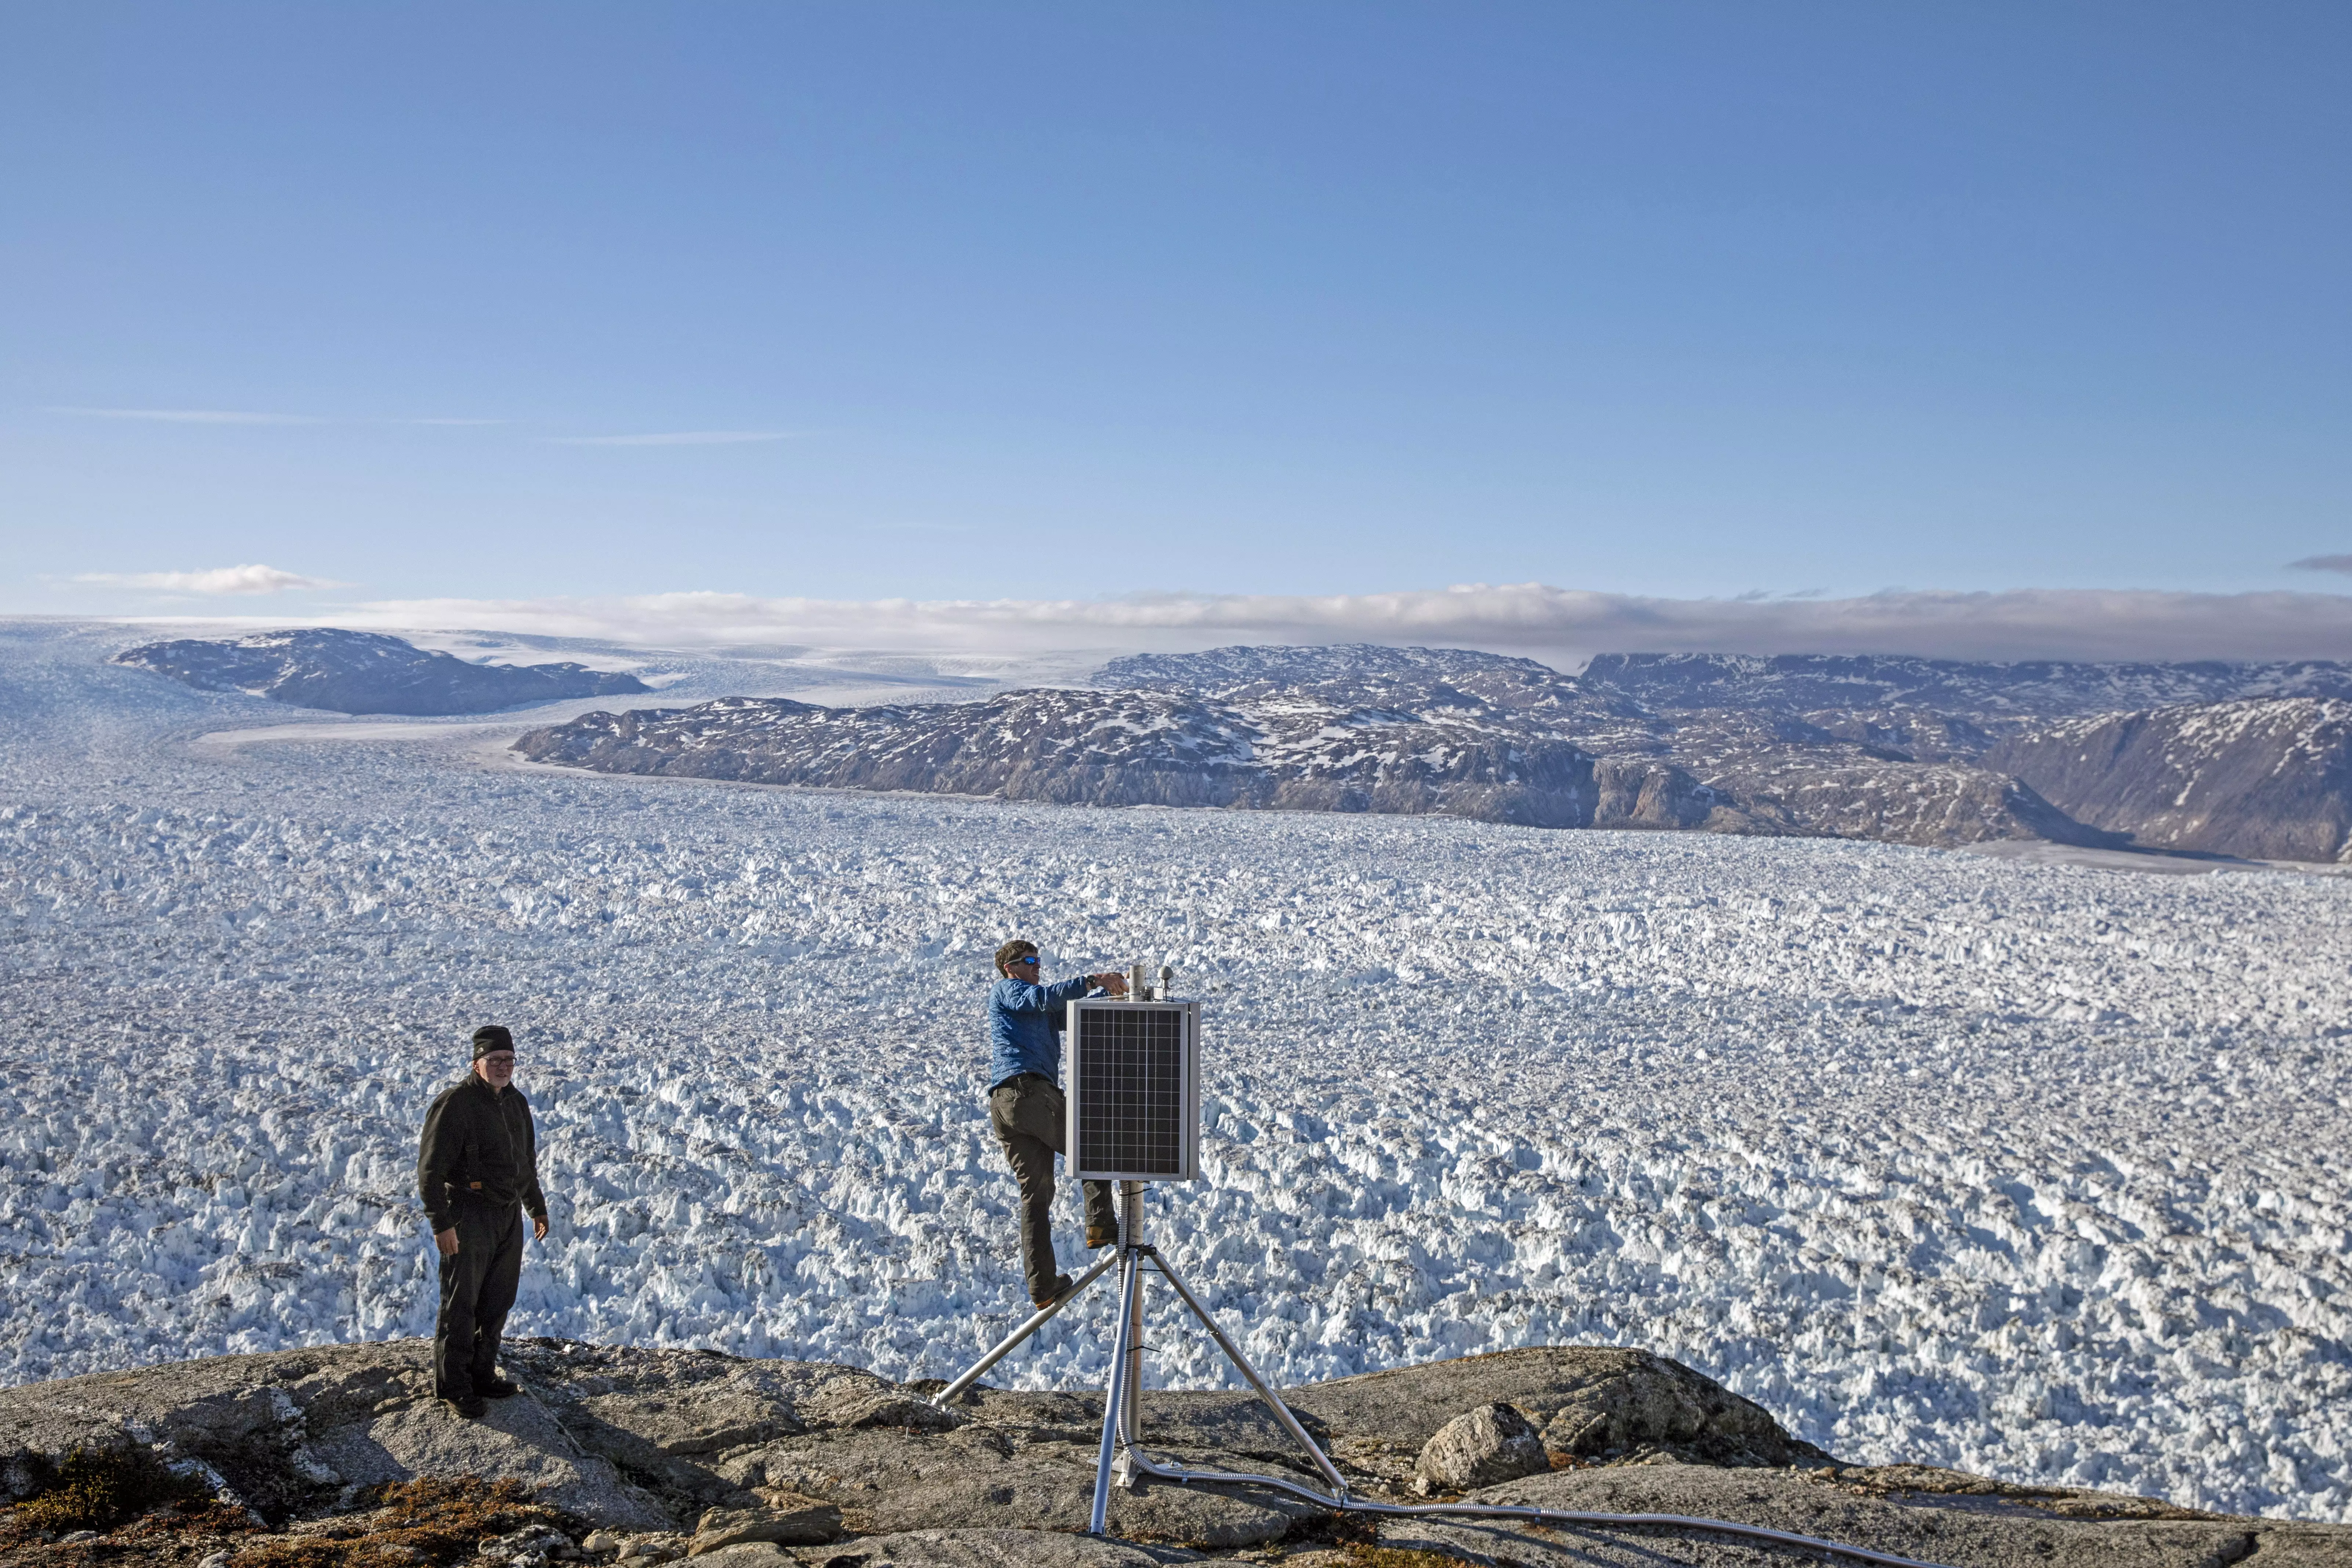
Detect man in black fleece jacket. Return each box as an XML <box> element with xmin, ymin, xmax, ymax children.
<box><xmin>416</xmin><ymin>1024</ymin><xmax>550</xmax><ymax>1416</ymax></box>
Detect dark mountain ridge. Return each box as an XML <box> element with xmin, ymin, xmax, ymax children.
<box><xmin>517</xmin><ymin>644</ymin><xmax>2140</xmax><ymax>850</ymax></box>
<box><xmin>112</xmin><ymin>628</ymin><xmax>651</xmax><ymax>716</ymax></box>
<box><xmin>1578</xmin><ymin>651</ymin><xmax>2352</xmax><ymax>717</ymax></box>
<box><xmin>1986</xmin><ymin>698</ymin><xmax>2352</xmax><ymax>862</ymax></box>
<box><xmin>514</xmin><ymin>684</ymin><xmax>1618</xmax><ymax>829</ymax></box>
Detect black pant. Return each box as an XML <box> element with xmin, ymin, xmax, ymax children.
<box><xmin>434</xmin><ymin>1202</ymin><xmax>523</xmax><ymax>1398</ymax></box>
<box><xmin>989</xmin><ymin>1075</ymin><xmax>1116</xmax><ymax>1303</ymax></box>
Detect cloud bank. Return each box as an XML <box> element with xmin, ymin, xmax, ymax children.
<box><xmin>2288</xmin><ymin>554</ymin><xmax>2352</xmax><ymax>576</ymax></box>
<box><xmin>77</xmin><ymin>564</ymin><xmax>350</xmax><ymax>596</ymax></box>
<box><xmin>326</xmin><ymin>582</ymin><xmax>2352</xmax><ymax>665</ymax></box>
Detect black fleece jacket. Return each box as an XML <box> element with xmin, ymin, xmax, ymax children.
<box><xmin>416</xmin><ymin>1072</ymin><xmax>549</xmax><ymax>1232</ymax></box>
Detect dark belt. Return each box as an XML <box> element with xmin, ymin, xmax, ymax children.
<box><xmin>446</xmin><ymin>1182</ymin><xmax>515</xmax><ymax>1206</ymax></box>
<box><xmin>992</xmin><ymin>1072</ymin><xmax>1054</xmax><ymax>1093</ymax></box>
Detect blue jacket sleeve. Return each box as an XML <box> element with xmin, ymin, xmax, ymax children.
<box><xmin>996</xmin><ymin>975</ymin><xmax>1093</xmax><ymax>1028</ymax></box>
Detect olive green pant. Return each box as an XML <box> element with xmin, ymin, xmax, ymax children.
<box><xmin>989</xmin><ymin>1073</ymin><xmax>1116</xmax><ymax>1303</ymax></box>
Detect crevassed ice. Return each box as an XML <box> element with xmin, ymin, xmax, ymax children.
<box><xmin>1</xmin><ymin>624</ymin><xmax>2348</xmax><ymax>1522</ymax></box>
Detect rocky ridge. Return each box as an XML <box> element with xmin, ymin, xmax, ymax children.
<box><xmin>1574</xmin><ymin>652</ymin><xmax>2352</xmax><ymax>717</ymax></box>
<box><xmin>517</xmin><ymin>644</ymin><xmax>2352</xmax><ymax>858</ymax></box>
<box><xmin>3</xmin><ymin>1340</ymin><xmax>2343</xmax><ymax>1568</ymax></box>
<box><xmin>112</xmin><ymin>631</ymin><xmax>650</xmax><ymax>717</ymax></box>
<box><xmin>516</xmin><ymin>647</ymin><xmax>2131</xmax><ymax>849</ymax></box>
<box><xmin>1985</xmin><ymin>698</ymin><xmax>2352</xmax><ymax>862</ymax></box>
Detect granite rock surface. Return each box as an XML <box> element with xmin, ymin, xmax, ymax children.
<box><xmin>6</xmin><ymin>1339</ymin><xmax>2344</xmax><ymax>1567</ymax></box>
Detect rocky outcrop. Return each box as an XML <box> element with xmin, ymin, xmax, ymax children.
<box><xmin>513</xmin><ymin>687</ymin><xmax>1605</xmax><ymax>830</ymax></box>
<box><xmin>1986</xmin><ymin>698</ymin><xmax>2352</xmax><ymax>862</ymax></box>
<box><xmin>515</xmin><ymin>647</ymin><xmax>2117</xmax><ymax>849</ymax></box>
<box><xmin>1578</xmin><ymin>652</ymin><xmax>2352</xmax><ymax>717</ymax></box>
<box><xmin>111</xmin><ymin>630</ymin><xmax>649</xmax><ymax>716</ymax></box>
<box><xmin>6</xmin><ymin>1339</ymin><xmax>2343</xmax><ymax>1566</ymax></box>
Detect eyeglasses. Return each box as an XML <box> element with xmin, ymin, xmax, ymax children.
<box><xmin>481</xmin><ymin>1053</ymin><xmax>517</xmax><ymax>1066</ymax></box>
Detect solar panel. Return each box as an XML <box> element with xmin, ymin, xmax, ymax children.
<box><xmin>1066</xmin><ymin>999</ymin><xmax>1199</xmax><ymax>1181</ymax></box>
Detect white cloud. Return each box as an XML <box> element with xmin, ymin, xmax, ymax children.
<box><xmin>76</xmin><ymin>564</ymin><xmax>351</xmax><ymax>596</ymax></box>
<box><xmin>330</xmin><ymin>582</ymin><xmax>2352</xmax><ymax>665</ymax></box>
<box><xmin>46</xmin><ymin>406</ymin><xmax>326</xmax><ymax>425</ymax></box>
<box><xmin>544</xmin><ymin>430</ymin><xmax>802</xmax><ymax>446</ymax></box>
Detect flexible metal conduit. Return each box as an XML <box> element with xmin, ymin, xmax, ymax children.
<box><xmin>1132</xmin><ymin>1250</ymin><xmax>1955</xmax><ymax>1568</ymax></box>
<box><xmin>1119</xmin><ymin>1448</ymin><xmax>1957</xmax><ymax>1568</ymax></box>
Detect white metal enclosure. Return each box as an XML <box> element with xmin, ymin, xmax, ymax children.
<box><xmin>1064</xmin><ymin>998</ymin><xmax>1200</xmax><ymax>1182</ymax></box>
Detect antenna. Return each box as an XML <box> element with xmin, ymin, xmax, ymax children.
<box><xmin>931</xmin><ymin>976</ymin><xmax>1349</xmax><ymax>1533</ymax></box>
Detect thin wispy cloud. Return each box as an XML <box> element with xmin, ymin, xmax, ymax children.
<box><xmin>47</xmin><ymin>406</ymin><xmax>326</xmax><ymax>426</ymax></box>
<box><xmin>330</xmin><ymin>582</ymin><xmax>2352</xmax><ymax>665</ymax></box>
<box><xmin>544</xmin><ymin>430</ymin><xmax>802</xmax><ymax>446</ymax></box>
<box><xmin>75</xmin><ymin>564</ymin><xmax>350</xmax><ymax>595</ymax></box>
<box><xmin>2288</xmin><ymin>554</ymin><xmax>2352</xmax><ymax>576</ymax></box>
<box><xmin>45</xmin><ymin>408</ymin><xmax>789</xmax><ymax>439</ymax></box>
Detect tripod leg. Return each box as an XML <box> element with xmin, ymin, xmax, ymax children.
<box><xmin>1148</xmin><ymin>1251</ymin><xmax>1350</xmax><ymax>1498</ymax></box>
<box><xmin>930</xmin><ymin>1250</ymin><xmax>1120</xmax><ymax>1409</ymax></box>
<box><xmin>1122</xmin><ymin>1193</ymin><xmax>1144</xmax><ymax>1447</ymax></box>
<box><xmin>1089</xmin><ymin>1252</ymin><xmax>1142</xmax><ymax>1535</ymax></box>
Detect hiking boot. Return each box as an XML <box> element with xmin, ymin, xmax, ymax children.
<box><xmin>1086</xmin><ymin>1225</ymin><xmax>1118</xmax><ymax>1250</ymax></box>
<box><xmin>444</xmin><ymin>1394</ymin><xmax>489</xmax><ymax>1420</ymax></box>
<box><xmin>477</xmin><ymin>1378</ymin><xmax>522</xmax><ymax>1399</ymax></box>
<box><xmin>1030</xmin><ymin>1274</ymin><xmax>1075</xmax><ymax>1311</ymax></box>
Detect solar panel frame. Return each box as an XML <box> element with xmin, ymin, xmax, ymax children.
<box><xmin>1065</xmin><ymin>999</ymin><xmax>1199</xmax><ymax>1182</ymax></box>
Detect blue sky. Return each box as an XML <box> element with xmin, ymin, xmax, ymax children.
<box><xmin>5</xmin><ymin>3</ymin><xmax>2349</xmax><ymax>656</ymax></box>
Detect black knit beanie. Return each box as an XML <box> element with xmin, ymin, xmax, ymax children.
<box><xmin>472</xmin><ymin>1024</ymin><xmax>514</xmax><ymax>1059</ymax></box>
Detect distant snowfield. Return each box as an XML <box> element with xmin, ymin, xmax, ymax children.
<box><xmin>3</xmin><ymin>621</ymin><xmax>2349</xmax><ymax>1521</ymax></box>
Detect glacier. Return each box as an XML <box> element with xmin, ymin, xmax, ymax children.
<box><xmin>1</xmin><ymin>621</ymin><xmax>2348</xmax><ymax>1520</ymax></box>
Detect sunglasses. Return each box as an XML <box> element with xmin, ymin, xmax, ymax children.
<box><xmin>1009</xmin><ymin>956</ymin><xmax>1039</xmax><ymax>968</ymax></box>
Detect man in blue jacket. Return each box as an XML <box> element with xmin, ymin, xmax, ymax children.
<box><xmin>989</xmin><ymin>938</ymin><xmax>1128</xmax><ymax>1308</ymax></box>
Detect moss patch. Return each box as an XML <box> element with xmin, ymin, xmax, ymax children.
<box><xmin>227</xmin><ymin>1478</ymin><xmax>572</xmax><ymax>1568</ymax></box>
<box><xmin>13</xmin><ymin>1445</ymin><xmax>209</xmax><ymax>1533</ymax></box>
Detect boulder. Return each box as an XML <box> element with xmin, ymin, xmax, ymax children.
<box><xmin>1286</xmin><ymin>1345</ymin><xmax>1824</xmax><ymax>1468</ymax></box>
<box><xmin>690</xmin><ymin>1492</ymin><xmax>843</xmax><ymax>1552</ymax></box>
<box><xmin>1413</xmin><ymin>1401</ymin><xmax>1549</xmax><ymax>1492</ymax></box>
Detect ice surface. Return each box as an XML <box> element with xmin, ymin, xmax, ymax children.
<box><xmin>3</xmin><ymin>622</ymin><xmax>2349</xmax><ymax>1520</ymax></box>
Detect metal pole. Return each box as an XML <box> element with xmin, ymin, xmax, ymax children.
<box><xmin>1121</xmin><ymin>1183</ymin><xmax>1144</xmax><ymax>1445</ymax></box>
<box><xmin>1148</xmin><ymin>1250</ymin><xmax>1350</xmax><ymax>1497</ymax></box>
<box><xmin>930</xmin><ymin>1250</ymin><xmax>1120</xmax><ymax>1409</ymax></box>
<box><xmin>1088</xmin><ymin>1251</ymin><xmax>1141</xmax><ymax>1535</ymax></box>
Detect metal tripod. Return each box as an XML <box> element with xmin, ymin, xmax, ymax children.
<box><xmin>929</xmin><ymin>1188</ymin><xmax>1961</xmax><ymax>1568</ymax></box>
<box><xmin>929</xmin><ymin>1180</ymin><xmax>1347</xmax><ymax>1535</ymax></box>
